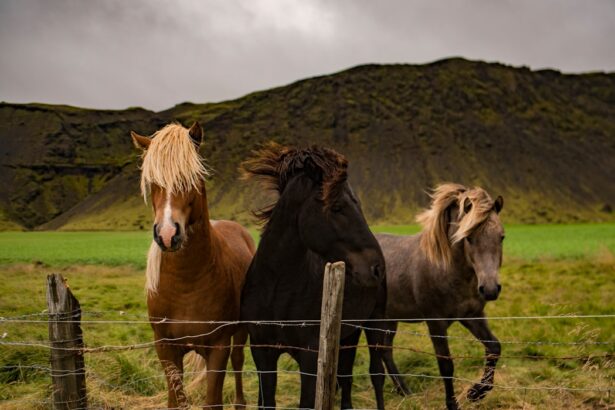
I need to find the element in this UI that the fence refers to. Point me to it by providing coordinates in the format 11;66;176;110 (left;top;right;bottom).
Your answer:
0;268;614;409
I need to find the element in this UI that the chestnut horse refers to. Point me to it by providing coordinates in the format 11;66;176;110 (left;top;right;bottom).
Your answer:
240;143;388;409
371;183;504;410
131;122;255;409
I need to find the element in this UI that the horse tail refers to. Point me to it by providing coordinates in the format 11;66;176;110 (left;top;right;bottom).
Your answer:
185;351;207;390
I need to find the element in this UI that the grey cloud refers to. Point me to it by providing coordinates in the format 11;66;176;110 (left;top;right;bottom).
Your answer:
0;0;613;111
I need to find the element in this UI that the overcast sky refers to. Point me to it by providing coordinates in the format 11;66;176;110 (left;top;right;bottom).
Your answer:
1;0;614;111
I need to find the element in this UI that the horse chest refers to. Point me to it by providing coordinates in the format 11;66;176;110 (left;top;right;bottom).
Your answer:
148;286;239;342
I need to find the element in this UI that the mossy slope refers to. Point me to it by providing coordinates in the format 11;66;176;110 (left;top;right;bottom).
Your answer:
2;58;614;229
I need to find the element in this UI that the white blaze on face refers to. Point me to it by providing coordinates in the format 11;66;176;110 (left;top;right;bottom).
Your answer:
158;191;177;248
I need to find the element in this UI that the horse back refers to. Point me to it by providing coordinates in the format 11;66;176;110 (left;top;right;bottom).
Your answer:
375;233;426;319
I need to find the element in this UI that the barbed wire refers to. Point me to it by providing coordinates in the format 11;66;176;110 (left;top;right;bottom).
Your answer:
346;322;614;346
2;310;613;408
0;366;612;410
2;328;613;351
2;338;613;364
3;365;613;393
2;312;615;324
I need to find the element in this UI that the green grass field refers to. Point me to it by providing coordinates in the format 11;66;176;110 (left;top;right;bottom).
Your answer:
0;224;613;267
0;224;614;409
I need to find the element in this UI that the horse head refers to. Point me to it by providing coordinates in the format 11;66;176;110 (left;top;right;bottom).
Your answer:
456;192;504;300
418;183;505;300
131;122;208;252
242;142;384;288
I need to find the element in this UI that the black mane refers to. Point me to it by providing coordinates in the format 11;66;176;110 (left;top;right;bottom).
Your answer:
240;142;348;224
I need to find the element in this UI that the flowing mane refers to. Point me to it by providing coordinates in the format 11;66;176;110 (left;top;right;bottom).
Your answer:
138;123;210;201
417;183;497;268
135;123;210;296
240;142;348;224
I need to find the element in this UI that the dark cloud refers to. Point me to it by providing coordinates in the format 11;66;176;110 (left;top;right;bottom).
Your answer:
1;0;613;111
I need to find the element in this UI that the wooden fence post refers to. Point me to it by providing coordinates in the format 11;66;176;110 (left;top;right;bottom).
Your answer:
315;262;346;410
47;274;87;410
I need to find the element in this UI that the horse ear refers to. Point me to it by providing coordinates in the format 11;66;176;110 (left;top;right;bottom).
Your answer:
188;122;203;147
494;195;504;213
131;131;151;151
463;197;472;214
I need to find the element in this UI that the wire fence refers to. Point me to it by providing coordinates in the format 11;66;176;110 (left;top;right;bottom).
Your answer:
1;311;614;408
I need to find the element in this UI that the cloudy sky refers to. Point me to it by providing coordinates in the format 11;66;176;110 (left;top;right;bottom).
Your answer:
1;0;614;111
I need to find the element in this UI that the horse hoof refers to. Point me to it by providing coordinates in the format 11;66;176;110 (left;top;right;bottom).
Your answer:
446;398;459;410
467;383;493;401
395;384;412;396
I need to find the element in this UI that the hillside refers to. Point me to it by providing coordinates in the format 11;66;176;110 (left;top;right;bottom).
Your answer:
1;58;614;230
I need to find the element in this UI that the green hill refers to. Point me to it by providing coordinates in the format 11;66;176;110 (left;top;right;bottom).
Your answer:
1;58;614;230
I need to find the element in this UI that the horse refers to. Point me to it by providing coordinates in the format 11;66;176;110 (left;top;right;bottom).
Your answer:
240;142;388;410
130;122;255;409
372;183;504;410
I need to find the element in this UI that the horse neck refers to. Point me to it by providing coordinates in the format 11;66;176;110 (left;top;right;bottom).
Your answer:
450;240;474;278
256;195;312;276
417;231;474;282
161;189;218;275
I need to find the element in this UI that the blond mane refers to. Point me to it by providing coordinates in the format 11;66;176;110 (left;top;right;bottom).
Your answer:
417;183;497;269
145;240;161;296
139;123;209;201
138;123;209;296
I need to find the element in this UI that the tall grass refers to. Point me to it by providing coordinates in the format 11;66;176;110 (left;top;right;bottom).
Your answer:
0;224;613;408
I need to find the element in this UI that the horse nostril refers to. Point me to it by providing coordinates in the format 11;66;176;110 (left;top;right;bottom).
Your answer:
152;224;166;249
478;285;485;295
171;223;182;248
371;264;382;278
497;284;502;293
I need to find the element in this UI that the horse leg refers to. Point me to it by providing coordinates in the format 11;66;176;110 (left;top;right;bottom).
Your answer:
337;329;361;409
155;343;188;409
203;345;231;409
297;350;318;409
251;346;280;409
381;321;411;396
231;327;248;409
427;321;458;410
365;325;386;410
461;318;501;402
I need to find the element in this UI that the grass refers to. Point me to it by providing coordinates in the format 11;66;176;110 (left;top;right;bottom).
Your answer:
0;224;614;409
0;224;613;267
372;223;615;262
0;229;261;268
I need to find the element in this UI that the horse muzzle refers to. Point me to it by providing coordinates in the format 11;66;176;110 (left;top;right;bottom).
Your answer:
153;223;183;252
478;283;502;301
345;250;385;288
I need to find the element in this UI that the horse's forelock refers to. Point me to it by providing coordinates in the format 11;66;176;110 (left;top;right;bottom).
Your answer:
139;123;209;202
452;188;496;244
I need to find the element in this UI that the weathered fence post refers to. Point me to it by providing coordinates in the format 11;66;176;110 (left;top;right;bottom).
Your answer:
315;262;346;410
47;274;87;409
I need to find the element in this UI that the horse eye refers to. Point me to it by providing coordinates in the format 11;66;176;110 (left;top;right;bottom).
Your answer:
331;204;343;213
466;236;473;245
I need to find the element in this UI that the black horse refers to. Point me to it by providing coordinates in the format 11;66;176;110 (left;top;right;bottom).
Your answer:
240;143;388;409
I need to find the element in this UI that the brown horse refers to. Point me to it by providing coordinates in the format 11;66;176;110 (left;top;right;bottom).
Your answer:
372;183;504;410
131;122;255;409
